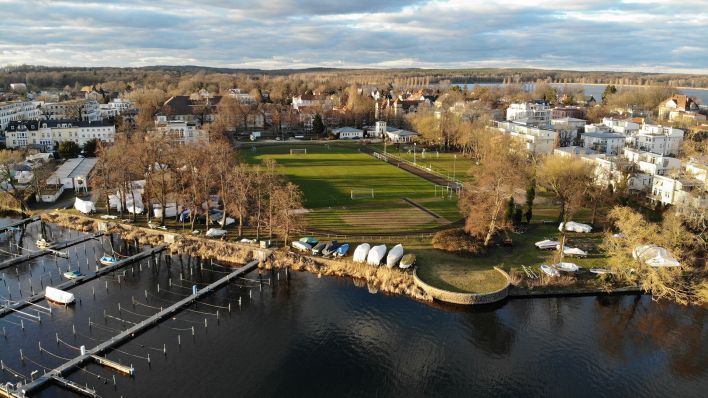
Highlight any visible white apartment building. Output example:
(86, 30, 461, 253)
(0, 101, 41, 130)
(601, 117, 640, 135)
(4, 119, 115, 151)
(292, 94, 321, 110)
(99, 98, 132, 118)
(505, 102, 551, 127)
(626, 124, 683, 156)
(581, 132, 626, 155)
(494, 121, 557, 155)
(41, 99, 101, 122)
(623, 148, 681, 176)
(651, 175, 707, 208)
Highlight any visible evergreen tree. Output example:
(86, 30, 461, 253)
(312, 113, 325, 136)
(513, 207, 523, 226)
(58, 141, 81, 159)
(505, 196, 515, 222)
(602, 84, 617, 103)
(82, 138, 98, 157)
(524, 180, 535, 223)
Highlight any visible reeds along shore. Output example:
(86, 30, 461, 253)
(40, 212, 432, 302)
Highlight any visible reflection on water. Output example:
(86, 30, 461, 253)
(0, 219, 705, 397)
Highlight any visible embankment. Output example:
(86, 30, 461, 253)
(40, 212, 432, 302)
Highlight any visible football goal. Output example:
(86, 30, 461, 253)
(290, 148, 307, 155)
(351, 189, 375, 199)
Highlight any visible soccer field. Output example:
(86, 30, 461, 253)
(370, 143, 478, 182)
(242, 143, 462, 232)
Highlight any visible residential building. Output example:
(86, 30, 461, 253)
(581, 131, 626, 155)
(9, 83, 27, 92)
(99, 98, 133, 118)
(552, 117, 586, 146)
(553, 146, 598, 158)
(658, 94, 699, 119)
(626, 124, 683, 156)
(601, 117, 640, 135)
(0, 101, 41, 130)
(292, 94, 321, 110)
(505, 102, 551, 127)
(494, 121, 557, 155)
(623, 148, 681, 176)
(41, 99, 101, 122)
(333, 127, 364, 140)
(155, 120, 208, 144)
(4, 119, 115, 151)
(551, 106, 585, 119)
(651, 175, 707, 208)
(156, 95, 222, 124)
(228, 89, 257, 104)
(668, 110, 706, 123)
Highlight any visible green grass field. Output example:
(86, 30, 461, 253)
(242, 143, 462, 232)
(370, 144, 478, 182)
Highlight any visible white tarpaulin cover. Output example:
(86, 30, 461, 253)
(45, 286, 75, 304)
(633, 245, 681, 267)
(74, 197, 95, 214)
(206, 228, 227, 238)
(367, 244, 387, 266)
(153, 203, 179, 218)
(218, 217, 235, 227)
(560, 246, 588, 257)
(559, 221, 593, 233)
(353, 243, 370, 263)
(535, 239, 559, 249)
(386, 244, 404, 268)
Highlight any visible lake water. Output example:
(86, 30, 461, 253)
(457, 83, 708, 105)
(0, 219, 706, 397)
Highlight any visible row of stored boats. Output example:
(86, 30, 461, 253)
(292, 237, 416, 269)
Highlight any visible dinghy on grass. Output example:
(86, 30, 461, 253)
(553, 262, 579, 272)
(535, 239, 559, 250)
(334, 244, 350, 257)
(205, 228, 227, 238)
(590, 268, 614, 275)
(540, 264, 560, 277)
(399, 254, 416, 269)
(322, 241, 342, 257)
(45, 286, 75, 305)
(367, 245, 387, 266)
(386, 244, 404, 268)
(291, 241, 312, 252)
(353, 243, 370, 263)
(311, 241, 328, 256)
(299, 237, 318, 246)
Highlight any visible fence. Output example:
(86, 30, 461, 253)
(368, 148, 463, 188)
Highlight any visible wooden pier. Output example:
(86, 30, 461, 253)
(0, 217, 40, 235)
(20, 260, 259, 395)
(0, 232, 104, 271)
(51, 376, 97, 397)
(90, 355, 134, 375)
(0, 244, 168, 318)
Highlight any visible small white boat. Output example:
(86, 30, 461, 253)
(554, 262, 579, 272)
(559, 221, 592, 233)
(206, 228, 227, 238)
(36, 238, 51, 249)
(366, 244, 387, 266)
(535, 239, 559, 250)
(45, 286, 75, 305)
(540, 264, 560, 277)
(63, 270, 84, 279)
(353, 243, 370, 263)
(386, 244, 404, 268)
(560, 246, 588, 257)
(99, 255, 117, 266)
(291, 241, 312, 252)
(399, 254, 416, 269)
(632, 245, 681, 267)
(590, 268, 614, 275)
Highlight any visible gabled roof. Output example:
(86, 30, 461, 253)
(162, 96, 222, 116)
(665, 94, 696, 110)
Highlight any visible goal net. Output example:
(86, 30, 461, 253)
(351, 189, 375, 199)
(290, 148, 307, 155)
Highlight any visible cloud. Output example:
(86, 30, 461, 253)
(0, 0, 705, 73)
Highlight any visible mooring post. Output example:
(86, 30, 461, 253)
(163, 344, 166, 356)
(178, 334, 181, 346)
(19, 349, 23, 363)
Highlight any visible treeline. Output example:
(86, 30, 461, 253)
(2, 65, 707, 93)
(91, 135, 305, 244)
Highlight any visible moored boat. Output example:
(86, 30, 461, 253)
(299, 237, 318, 246)
(386, 244, 404, 268)
(36, 238, 52, 249)
(63, 270, 84, 279)
(45, 286, 75, 305)
(534, 239, 559, 250)
(322, 241, 342, 257)
(399, 253, 416, 269)
(311, 241, 328, 255)
(99, 255, 117, 266)
(540, 264, 560, 277)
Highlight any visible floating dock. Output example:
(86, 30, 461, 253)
(0, 232, 104, 271)
(20, 260, 259, 395)
(0, 244, 167, 318)
(90, 355, 134, 375)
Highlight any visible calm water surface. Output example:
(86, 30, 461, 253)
(0, 219, 705, 397)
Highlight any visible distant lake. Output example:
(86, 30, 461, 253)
(456, 83, 708, 105)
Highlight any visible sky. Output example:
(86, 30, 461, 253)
(0, 0, 706, 73)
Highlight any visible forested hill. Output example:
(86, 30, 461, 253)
(1, 64, 707, 91)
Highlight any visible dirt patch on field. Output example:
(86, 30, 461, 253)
(340, 205, 446, 231)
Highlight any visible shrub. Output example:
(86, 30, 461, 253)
(432, 228, 484, 255)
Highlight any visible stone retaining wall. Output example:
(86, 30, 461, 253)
(413, 267, 510, 305)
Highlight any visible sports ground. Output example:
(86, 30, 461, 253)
(242, 143, 462, 233)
